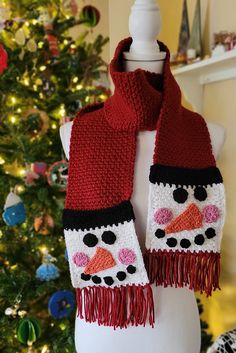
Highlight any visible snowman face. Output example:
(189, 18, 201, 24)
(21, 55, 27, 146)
(64, 218, 149, 289)
(146, 181, 225, 253)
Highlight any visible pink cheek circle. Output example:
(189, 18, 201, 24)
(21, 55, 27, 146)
(154, 208, 173, 225)
(118, 248, 136, 265)
(203, 205, 220, 223)
(73, 252, 90, 267)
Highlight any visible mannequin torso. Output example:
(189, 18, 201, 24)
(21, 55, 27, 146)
(60, 119, 225, 353)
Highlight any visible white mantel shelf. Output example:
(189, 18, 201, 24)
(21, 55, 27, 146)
(172, 49, 236, 113)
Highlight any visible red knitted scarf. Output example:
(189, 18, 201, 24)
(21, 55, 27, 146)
(63, 37, 225, 329)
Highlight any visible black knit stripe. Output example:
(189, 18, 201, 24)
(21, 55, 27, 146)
(63, 200, 135, 231)
(149, 164, 223, 186)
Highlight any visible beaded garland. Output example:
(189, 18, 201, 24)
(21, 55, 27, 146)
(63, 37, 226, 329)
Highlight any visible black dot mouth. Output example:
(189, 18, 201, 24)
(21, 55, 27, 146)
(194, 234, 205, 245)
(205, 227, 216, 239)
(103, 276, 114, 286)
(166, 237, 178, 248)
(81, 273, 91, 281)
(155, 228, 165, 238)
(127, 265, 136, 274)
(180, 239, 191, 249)
(116, 271, 127, 281)
(91, 275, 102, 284)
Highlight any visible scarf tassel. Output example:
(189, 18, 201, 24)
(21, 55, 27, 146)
(76, 284, 155, 329)
(144, 250, 220, 297)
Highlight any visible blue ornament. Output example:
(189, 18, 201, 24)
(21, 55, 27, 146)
(2, 191, 26, 226)
(36, 253, 60, 281)
(48, 290, 75, 319)
(36, 263, 60, 281)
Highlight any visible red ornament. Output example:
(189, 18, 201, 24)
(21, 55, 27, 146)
(44, 23, 60, 58)
(0, 44, 8, 74)
(31, 162, 47, 176)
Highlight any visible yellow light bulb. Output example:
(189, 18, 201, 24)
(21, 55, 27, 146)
(15, 185, 25, 193)
(41, 345, 48, 353)
(72, 77, 78, 83)
(18, 168, 26, 176)
(57, 104, 66, 117)
(39, 246, 48, 254)
(32, 19, 38, 25)
(10, 115, 16, 124)
(24, 78, 30, 86)
(59, 323, 66, 330)
(70, 44, 76, 49)
(33, 84, 38, 91)
(39, 65, 46, 72)
(63, 39, 69, 45)
(99, 94, 107, 101)
(76, 84, 83, 90)
(38, 41, 44, 49)
(17, 108, 22, 113)
(11, 96, 16, 104)
(0, 156, 5, 165)
(25, 21, 30, 27)
(11, 264, 18, 271)
(52, 123, 57, 129)
(85, 96, 90, 103)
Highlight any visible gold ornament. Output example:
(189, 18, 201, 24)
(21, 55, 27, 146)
(26, 39, 37, 52)
(15, 28, 26, 46)
(22, 108, 49, 137)
(34, 213, 54, 235)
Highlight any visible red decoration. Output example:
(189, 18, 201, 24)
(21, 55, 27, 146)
(44, 24, 59, 58)
(0, 44, 8, 74)
(31, 162, 47, 176)
(34, 213, 54, 235)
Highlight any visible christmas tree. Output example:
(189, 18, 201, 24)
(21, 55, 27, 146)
(0, 1, 109, 352)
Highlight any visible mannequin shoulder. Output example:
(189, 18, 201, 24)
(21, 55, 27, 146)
(60, 121, 73, 160)
(207, 122, 226, 159)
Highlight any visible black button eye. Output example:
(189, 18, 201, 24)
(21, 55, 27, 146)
(102, 231, 116, 245)
(194, 186, 207, 201)
(83, 233, 98, 247)
(173, 188, 188, 204)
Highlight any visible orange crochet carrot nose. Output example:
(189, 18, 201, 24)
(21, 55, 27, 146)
(165, 203, 203, 234)
(84, 247, 116, 274)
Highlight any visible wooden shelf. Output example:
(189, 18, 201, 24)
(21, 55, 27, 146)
(172, 50, 236, 113)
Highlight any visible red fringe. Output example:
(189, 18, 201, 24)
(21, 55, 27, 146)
(76, 284, 155, 329)
(144, 250, 221, 297)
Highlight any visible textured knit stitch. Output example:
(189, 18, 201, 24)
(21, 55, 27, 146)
(63, 37, 226, 328)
